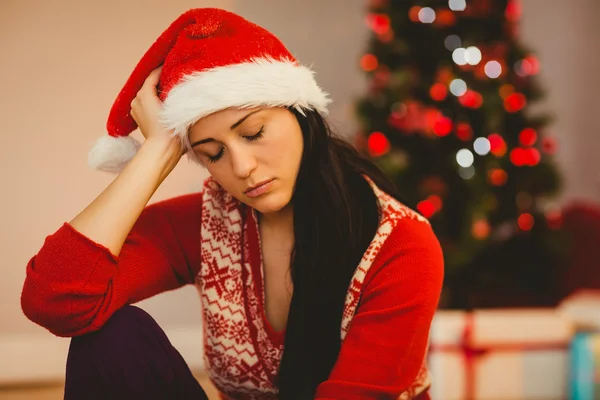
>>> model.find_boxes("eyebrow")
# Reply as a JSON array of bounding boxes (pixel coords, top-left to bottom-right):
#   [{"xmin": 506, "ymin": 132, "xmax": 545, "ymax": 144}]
[{"xmin": 190, "ymin": 110, "xmax": 261, "ymax": 148}]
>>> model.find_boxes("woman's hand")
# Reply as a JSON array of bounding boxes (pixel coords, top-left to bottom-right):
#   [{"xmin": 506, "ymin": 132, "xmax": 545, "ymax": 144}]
[
  {"xmin": 69, "ymin": 68, "xmax": 186, "ymax": 254},
  {"xmin": 130, "ymin": 67, "xmax": 185, "ymax": 161}
]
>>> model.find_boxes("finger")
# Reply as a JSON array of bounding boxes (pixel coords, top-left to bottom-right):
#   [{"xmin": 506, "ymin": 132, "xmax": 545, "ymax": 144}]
[
  {"xmin": 142, "ymin": 66, "xmax": 163, "ymax": 92},
  {"xmin": 130, "ymin": 108, "xmax": 138, "ymax": 125},
  {"xmin": 129, "ymin": 98, "xmax": 138, "ymax": 117}
]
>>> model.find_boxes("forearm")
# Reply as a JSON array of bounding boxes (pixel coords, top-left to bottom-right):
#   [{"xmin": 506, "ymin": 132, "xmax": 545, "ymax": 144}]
[{"xmin": 70, "ymin": 139, "xmax": 180, "ymax": 256}]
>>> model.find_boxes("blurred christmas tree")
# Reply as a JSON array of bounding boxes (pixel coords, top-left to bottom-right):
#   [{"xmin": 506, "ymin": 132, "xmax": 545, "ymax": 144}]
[{"xmin": 355, "ymin": 0, "xmax": 570, "ymax": 309}]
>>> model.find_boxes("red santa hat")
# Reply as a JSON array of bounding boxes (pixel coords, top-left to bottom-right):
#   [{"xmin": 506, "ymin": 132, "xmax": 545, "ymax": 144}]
[{"xmin": 88, "ymin": 8, "xmax": 331, "ymax": 172}]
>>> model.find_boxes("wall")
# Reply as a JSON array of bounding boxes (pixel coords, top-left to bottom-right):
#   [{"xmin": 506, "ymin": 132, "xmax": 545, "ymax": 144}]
[
  {"xmin": 235, "ymin": 0, "xmax": 369, "ymax": 138},
  {"xmin": 520, "ymin": 0, "xmax": 600, "ymax": 202},
  {"xmin": 0, "ymin": 0, "xmax": 227, "ymax": 383}
]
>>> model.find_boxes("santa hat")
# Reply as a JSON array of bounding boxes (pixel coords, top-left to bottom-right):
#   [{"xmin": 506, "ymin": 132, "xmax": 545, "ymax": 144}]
[{"xmin": 89, "ymin": 8, "xmax": 331, "ymax": 172}]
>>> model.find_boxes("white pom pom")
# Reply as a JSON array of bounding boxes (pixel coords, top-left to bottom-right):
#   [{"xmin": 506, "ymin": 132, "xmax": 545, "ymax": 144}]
[{"xmin": 88, "ymin": 135, "xmax": 142, "ymax": 173}]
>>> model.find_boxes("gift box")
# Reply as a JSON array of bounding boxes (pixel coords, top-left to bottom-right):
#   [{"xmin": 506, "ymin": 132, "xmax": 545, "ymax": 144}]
[
  {"xmin": 570, "ymin": 332, "xmax": 600, "ymax": 400},
  {"xmin": 559, "ymin": 290, "xmax": 600, "ymax": 331},
  {"xmin": 558, "ymin": 290, "xmax": 600, "ymax": 400},
  {"xmin": 428, "ymin": 309, "xmax": 573, "ymax": 400}
]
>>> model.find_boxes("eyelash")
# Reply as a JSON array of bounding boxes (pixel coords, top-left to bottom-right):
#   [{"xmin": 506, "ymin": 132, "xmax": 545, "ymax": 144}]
[{"xmin": 207, "ymin": 127, "xmax": 264, "ymax": 163}]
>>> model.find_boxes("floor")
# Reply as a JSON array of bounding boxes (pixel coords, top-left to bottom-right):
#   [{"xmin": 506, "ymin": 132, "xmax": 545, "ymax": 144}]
[{"xmin": 0, "ymin": 373, "xmax": 220, "ymax": 400}]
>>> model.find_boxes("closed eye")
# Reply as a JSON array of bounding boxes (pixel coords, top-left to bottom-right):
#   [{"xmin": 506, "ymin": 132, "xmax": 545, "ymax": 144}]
[
  {"xmin": 207, "ymin": 148, "xmax": 224, "ymax": 163},
  {"xmin": 206, "ymin": 127, "xmax": 264, "ymax": 163},
  {"xmin": 244, "ymin": 127, "xmax": 264, "ymax": 142}
]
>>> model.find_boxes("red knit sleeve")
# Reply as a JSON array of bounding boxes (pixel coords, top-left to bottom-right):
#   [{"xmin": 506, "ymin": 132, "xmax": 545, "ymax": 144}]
[
  {"xmin": 20, "ymin": 193, "xmax": 203, "ymax": 337},
  {"xmin": 315, "ymin": 217, "xmax": 444, "ymax": 400}
]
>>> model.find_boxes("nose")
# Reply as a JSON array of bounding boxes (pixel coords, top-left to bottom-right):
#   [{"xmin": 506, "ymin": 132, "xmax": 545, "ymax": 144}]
[{"xmin": 229, "ymin": 144, "xmax": 257, "ymax": 179}]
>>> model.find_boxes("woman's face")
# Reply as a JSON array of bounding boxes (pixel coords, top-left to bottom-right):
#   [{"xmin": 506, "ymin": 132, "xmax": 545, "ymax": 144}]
[{"xmin": 188, "ymin": 107, "xmax": 304, "ymax": 214}]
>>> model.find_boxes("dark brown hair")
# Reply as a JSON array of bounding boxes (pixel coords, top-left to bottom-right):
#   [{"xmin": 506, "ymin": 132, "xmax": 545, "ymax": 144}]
[{"xmin": 276, "ymin": 108, "xmax": 406, "ymax": 399}]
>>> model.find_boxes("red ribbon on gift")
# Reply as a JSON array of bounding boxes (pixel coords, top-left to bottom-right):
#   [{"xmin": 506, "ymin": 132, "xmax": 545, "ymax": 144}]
[{"xmin": 428, "ymin": 312, "xmax": 569, "ymax": 400}]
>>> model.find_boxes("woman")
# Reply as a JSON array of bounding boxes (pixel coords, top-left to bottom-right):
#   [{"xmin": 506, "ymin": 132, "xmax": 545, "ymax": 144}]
[{"xmin": 21, "ymin": 8, "xmax": 443, "ymax": 400}]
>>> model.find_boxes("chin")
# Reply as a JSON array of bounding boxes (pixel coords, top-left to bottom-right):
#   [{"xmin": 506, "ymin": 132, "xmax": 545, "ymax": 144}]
[{"xmin": 249, "ymin": 191, "xmax": 292, "ymax": 215}]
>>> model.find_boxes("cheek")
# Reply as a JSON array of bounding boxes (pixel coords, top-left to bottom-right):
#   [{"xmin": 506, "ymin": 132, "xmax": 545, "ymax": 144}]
[
  {"xmin": 285, "ymin": 134, "xmax": 304, "ymax": 172},
  {"xmin": 205, "ymin": 165, "xmax": 235, "ymax": 191},
  {"xmin": 261, "ymin": 132, "xmax": 303, "ymax": 167}
]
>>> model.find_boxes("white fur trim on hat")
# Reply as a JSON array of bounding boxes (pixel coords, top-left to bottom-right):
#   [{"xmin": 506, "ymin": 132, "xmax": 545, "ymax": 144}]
[
  {"xmin": 159, "ymin": 57, "xmax": 332, "ymax": 146},
  {"xmin": 89, "ymin": 58, "xmax": 330, "ymax": 173},
  {"xmin": 88, "ymin": 134, "xmax": 142, "ymax": 172}
]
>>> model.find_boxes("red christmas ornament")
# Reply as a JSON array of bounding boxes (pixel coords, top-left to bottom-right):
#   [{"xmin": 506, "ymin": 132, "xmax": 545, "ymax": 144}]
[
  {"xmin": 510, "ymin": 148, "xmax": 526, "ymax": 166},
  {"xmin": 519, "ymin": 128, "xmax": 537, "ymax": 146},
  {"xmin": 430, "ymin": 83, "xmax": 448, "ymax": 101},
  {"xmin": 472, "ymin": 219, "xmax": 491, "ymax": 239},
  {"xmin": 504, "ymin": 93, "xmax": 527, "ymax": 113},
  {"xmin": 388, "ymin": 101, "xmax": 428, "ymax": 134},
  {"xmin": 408, "ymin": 6, "xmax": 421, "ymax": 22},
  {"xmin": 417, "ymin": 199, "xmax": 436, "ymax": 218},
  {"xmin": 361, "ymin": 54, "xmax": 379, "ymax": 72},
  {"xmin": 425, "ymin": 109, "xmax": 441, "ymax": 132},
  {"xmin": 518, "ymin": 213, "xmax": 534, "ymax": 231},
  {"xmin": 525, "ymin": 55, "xmax": 540, "ymax": 75},
  {"xmin": 505, "ymin": 0, "xmax": 522, "ymax": 22},
  {"xmin": 433, "ymin": 116, "xmax": 453, "ymax": 137},
  {"xmin": 516, "ymin": 57, "xmax": 539, "ymax": 76},
  {"xmin": 368, "ymin": 132, "xmax": 391, "ymax": 157},
  {"xmin": 434, "ymin": 9, "xmax": 456, "ymax": 27},
  {"xmin": 489, "ymin": 169, "xmax": 508, "ymax": 186},
  {"xmin": 367, "ymin": 13, "xmax": 391, "ymax": 35},
  {"xmin": 459, "ymin": 90, "xmax": 484, "ymax": 109},
  {"xmin": 527, "ymin": 148, "xmax": 541, "ymax": 165},
  {"xmin": 488, "ymin": 133, "xmax": 507, "ymax": 157},
  {"xmin": 510, "ymin": 147, "xmax": 540, "ymax": 166},
  {"xmin": 456, "ymin": 123, "xmax": 473, "ymax": 141}
]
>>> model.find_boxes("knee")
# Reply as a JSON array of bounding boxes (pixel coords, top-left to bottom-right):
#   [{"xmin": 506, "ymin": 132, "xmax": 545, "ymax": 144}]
[
  {"xmin": 99, "ymin": 305, "xmax": 158, "ymax": 338},
  {"xmin": 64, "ymin": 306, "xmax": 201, "ymax": 399},
  {"xmin": 67, "ymin": 305, "xmax": 164, "ymax": 364},
  {"xmin": 75, "ymin": 305, "xmax": 154, "ymax": 342}
]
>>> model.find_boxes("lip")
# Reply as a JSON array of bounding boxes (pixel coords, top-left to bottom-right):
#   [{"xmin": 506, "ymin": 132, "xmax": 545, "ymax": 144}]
[{"xmin": 244, "ymin": 179, "xmax": 274, "ymax": 198}]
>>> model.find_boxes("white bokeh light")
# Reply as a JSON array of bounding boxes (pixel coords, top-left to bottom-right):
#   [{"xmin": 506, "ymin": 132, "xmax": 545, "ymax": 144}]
[
  {"xmin": 474, "ymin": 137, "xmax": 491, "ymax": 155},
  {"xmin": 418, "ymin": 7, "xmax": 436, "ymax": 23},
  {"xmin": 456, "ymin": 149, "xmax": 475, "ymax": 168},
  {"xmin": 459, "ymin": 166, "xmax": 475, "ymax": 180},
  {"xmin": 445, "ymin": 35, "xmax": 462, "ymax": 51},
  {"xmin": 484, "ymin": 61, "xmax": 502, "ymax": 78},
  {"xmin": 452, "ymin": 47, "xmax": 467, "ymax": 65},
  {"xmin": 449, "ymin": 0, "xmax": 467, "ymax": 11},
  {"xmin": 465, "ymin": 46, "xmax": 482, "ymax": 65},
  {"xmin": 449, "ymin": 79, "xmax": 467, "ymax": 96}
]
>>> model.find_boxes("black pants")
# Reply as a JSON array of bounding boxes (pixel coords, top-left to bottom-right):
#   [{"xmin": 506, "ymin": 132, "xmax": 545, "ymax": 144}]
[{"xmin": 64, "ymin": 305, "xmax": 209, "ymax": 400}]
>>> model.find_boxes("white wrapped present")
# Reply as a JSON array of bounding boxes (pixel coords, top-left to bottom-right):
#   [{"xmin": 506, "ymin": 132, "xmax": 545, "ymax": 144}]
[
  {"xmin": 558, "ymin": 290, "xmax": 600, "ymax": 331},
  {"xmin": 428, "ymin": 309, "xmax": 573, "ymax": 400}
]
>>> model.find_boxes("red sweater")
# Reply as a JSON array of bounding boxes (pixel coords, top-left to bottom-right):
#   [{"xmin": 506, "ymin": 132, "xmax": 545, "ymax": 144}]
[{"xmin": 21, "ymin": 179, "xmax": 443, "ymax": 399}]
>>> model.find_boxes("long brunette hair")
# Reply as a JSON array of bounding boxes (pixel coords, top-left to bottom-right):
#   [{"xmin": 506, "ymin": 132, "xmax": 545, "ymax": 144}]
[{"xmin": 276, "ymin": 108, "xmax": 406, "ymax": 399}]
